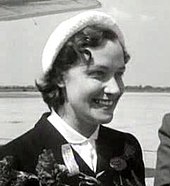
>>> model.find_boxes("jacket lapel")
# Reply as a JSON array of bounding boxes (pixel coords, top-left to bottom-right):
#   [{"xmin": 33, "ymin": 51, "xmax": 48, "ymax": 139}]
[
  {"xmin": 38, "ymin": 116, "xmax": 95, "ymax": 176},
  {"xmin": 96, "ymin": 126, "xmax": 125, "ymax": 173},
  {"xmin": 96, "ymin": 127, "xmax": 113, "ymax": 174}
]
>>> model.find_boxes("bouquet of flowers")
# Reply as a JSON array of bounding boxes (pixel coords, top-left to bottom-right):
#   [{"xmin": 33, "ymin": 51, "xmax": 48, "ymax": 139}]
[
  {"xmin": 0, "ymin": 149, "xmax": 102, "ymax": 186},
  {"xmin": 36, "ymin": 149, "xmax": 103, "ymax": 186},
  {"xmin": 0, "ymin": 155, "xmax": 38, "ymax": 186},
  {"xmin": 0, "ymin": 144, "xmax": 142, "ymax": 186}
]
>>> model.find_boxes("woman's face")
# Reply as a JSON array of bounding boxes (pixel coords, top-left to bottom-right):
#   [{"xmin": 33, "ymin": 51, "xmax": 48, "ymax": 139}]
[{"xmin": 61, "ymin": 39, "xmax": 125, "ymax": 127}]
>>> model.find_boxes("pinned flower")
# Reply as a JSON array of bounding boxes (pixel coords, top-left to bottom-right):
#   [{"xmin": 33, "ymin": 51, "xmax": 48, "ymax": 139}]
[
  {"xmin": 110, "ymin": 157, "xmax": 127, "ymax": 172},
  {"xmin": 109, "ymin": 157, "xmax": 127, "ymax": 186},
  {"xmin": 110, "ymin": 144, "xmax": 136, "ymax": 172}
]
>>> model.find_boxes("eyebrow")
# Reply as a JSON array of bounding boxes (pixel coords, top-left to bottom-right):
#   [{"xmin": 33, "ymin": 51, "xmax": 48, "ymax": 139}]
[
  {"xmin": 86, "ymin": 65, "xmax": 110, "ymax": 71},
  {"xmin": 87, "ymin": 65, "xmax": 126, "ymax": 72},
  {"xmin": 118, "ymin": 66, "xmax": 126, "ymax": 72}
]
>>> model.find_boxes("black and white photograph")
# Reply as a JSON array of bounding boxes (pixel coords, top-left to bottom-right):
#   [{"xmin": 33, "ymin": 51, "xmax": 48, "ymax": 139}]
[{"xmin": 0, "ymin": 0, "xmax": 170, "ymax": 185}]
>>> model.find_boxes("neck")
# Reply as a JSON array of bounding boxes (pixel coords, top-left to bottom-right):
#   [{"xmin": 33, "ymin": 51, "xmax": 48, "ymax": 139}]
[{"xmin": 57, "ymin": 105, "xmax": 98, "ymax": 138}]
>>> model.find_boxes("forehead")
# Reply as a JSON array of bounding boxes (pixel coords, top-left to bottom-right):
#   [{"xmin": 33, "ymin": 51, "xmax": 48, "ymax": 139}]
[{"xmin": 87, "ymin": 40, "xmax": 125, "ymax": 70}]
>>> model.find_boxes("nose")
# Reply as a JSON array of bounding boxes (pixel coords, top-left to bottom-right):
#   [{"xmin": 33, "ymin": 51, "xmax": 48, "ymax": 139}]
[{"xmin": 104, "ymin": 77, "xmax": 124, "ymax": 95}]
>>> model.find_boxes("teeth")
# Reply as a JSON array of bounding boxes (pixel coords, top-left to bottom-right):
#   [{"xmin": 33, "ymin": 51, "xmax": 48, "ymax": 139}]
[{"xmin": 94, "ymin": 99, "xmax": 113, "ymax": 106}]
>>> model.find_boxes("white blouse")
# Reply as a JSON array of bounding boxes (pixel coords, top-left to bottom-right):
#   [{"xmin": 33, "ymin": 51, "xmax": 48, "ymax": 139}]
[{"xmin": 47, "ymin": 109, "xmax": 99, "ymax": 172}]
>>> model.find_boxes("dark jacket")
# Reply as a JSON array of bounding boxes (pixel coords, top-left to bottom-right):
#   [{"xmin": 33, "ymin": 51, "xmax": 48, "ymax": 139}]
[
  {"xmin": 0, "ymin": 113, "xmax": 145, "ymax": 185},
  {"xmin": 155, "ymin": 113, "xmax": 170, "ymax": 186}
]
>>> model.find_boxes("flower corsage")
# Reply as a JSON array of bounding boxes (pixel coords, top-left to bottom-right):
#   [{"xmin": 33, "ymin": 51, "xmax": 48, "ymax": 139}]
[{"xmin": 109, "ymin": 144, "xmax": 143, "ymax": 186}]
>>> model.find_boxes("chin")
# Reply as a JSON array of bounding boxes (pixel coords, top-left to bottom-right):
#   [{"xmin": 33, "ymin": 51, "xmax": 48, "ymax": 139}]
[{"xmin": 95, "ymin": 113, "xmax": 113, "ymax": 125}]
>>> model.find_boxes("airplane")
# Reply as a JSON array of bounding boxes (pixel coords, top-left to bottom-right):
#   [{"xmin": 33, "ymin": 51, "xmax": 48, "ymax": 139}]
[{"xmin": 0, "ymin": 0, "xmax": 101, "ymax": 21}]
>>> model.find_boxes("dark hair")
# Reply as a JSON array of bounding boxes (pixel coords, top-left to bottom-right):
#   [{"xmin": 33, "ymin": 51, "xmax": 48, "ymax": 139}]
[{"xmin": 36, "ymin": 25, "xmax": 130, "ymax": 111}]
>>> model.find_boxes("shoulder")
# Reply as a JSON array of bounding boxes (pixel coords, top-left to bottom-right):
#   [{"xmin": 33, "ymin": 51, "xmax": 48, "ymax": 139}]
[
  {"xmin": 0, "ymin": 113, "xmax": 49, "ymax": 159},
  {"xmin": 100, "ymin": 126, "xmax": 141, "ymax": 146},
  {"xmin": 164, "ymin": 113, "xmax": 170, "ymax": 120},
  {"xmin": 155, "ymin": 113, "xmax": 170, "ymax": 185},
  {"xmin": 0, "ymin": 113, "xmax": 55, "ymax": 172},
  {"xmin": 99, "ymin": 126, "xmax": 143, "ymax": 157},
  {"xmin": 159, "ymin": 113, "xmax": 170, "ymax": 136},
  {"xmin": 0, "ymin": 126, "xmax": 38, "ymax": 172},
  {"xmin": 102, "ymin": 126, "xmax": 143, "ymax": 156},
  {"xmin": 162, "ymin": 113, "xmax": 170, "ymax": 127}
]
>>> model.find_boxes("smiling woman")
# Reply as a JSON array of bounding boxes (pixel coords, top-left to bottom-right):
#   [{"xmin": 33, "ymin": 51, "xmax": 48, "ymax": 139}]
[{"xmin": 0, "ymin": 10, "xmax": 145, "ymax": 186}]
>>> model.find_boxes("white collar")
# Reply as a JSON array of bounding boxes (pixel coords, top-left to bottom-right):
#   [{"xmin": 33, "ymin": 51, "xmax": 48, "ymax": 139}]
[{"xmin": 47, "ymin": 109, "xmax": 99, "ymax": 144}]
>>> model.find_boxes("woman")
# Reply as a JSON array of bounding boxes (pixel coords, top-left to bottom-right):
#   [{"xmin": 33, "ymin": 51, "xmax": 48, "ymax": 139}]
[{"xmin": 0, "ymin": 11, "xmax": 145, "ymax": 185}]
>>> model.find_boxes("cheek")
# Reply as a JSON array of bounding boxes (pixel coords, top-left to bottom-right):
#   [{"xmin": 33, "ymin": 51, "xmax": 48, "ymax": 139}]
[
  {"xmin": 82, "ymin": 80, "xmax": 103, "ymax": 97},
  {"xmin": 68, "ymin": 80, "xmax": 103, "ymax": 102}
]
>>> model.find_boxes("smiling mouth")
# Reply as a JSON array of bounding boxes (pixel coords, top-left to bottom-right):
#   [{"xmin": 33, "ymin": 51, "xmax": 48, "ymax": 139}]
[{"xmin": 93, "ymin": 99, "xmax": 114, "ymax": 106}]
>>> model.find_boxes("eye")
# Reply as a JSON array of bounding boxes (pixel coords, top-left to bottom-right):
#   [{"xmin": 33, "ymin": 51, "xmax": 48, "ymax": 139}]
[
  {"xmin": 117, "ymin": 71, "xmax": 124, "ymax": 76},
  {"xmin": 88, "ymin": 70, "xmax": 106, "ymax": 80}
]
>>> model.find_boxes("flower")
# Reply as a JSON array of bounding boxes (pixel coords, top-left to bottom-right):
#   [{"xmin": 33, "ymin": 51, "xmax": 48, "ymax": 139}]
[
  {"xmin": 109, "ymin": 157, "xmax": 127, "ymax": 186},
  {"xmin": 110, "ymin": 143, "xmax": 136, "ymax": 172},
  {"xmin": 0, "ymin": 149, "xmax": 104, "ymax": 186},
  {"xmin": 36, "ymin": 149, "xmax": 69, "ymax": 186},
  {"xmin": 0, "ymin": 156, "xmax": 14, "ymax": 186},
  {"xmin": 0, "ymin": 156, "xmax": 38, "ymax": 186},
  {"xmin": 110, "ymin": 157, "xmax": 127, "ymax": 172},
  {"xmin": 109, "ymin": 144, "xmax": 136, "ymax": 186}
]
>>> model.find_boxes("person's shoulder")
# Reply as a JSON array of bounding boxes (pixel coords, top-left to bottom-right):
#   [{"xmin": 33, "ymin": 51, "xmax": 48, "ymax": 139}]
[
  {"xmin": 159, "ymin": 113, "xmax": 170, "ymax": 135},
  {"xmin": 100, "ymin": 126, "xmax": 141, "ymax": 148},
  {"xmin": 163, "ymin": 113, "xmax": 170, "ymax": 123},
  {"xmin": 100, "ymin": 126, "xmax": 138, "ymax": 140},
  {"xmin": 0, "ymin": 126, "xmax": 35, "ymax": 158},
  {"xmin": 99, "ymin": 126, "xmax": 124, "ymax": 141},
  {"xmin": 100, "ymin": 125, "xmax": 124, "ymax": 135},
  {"xmin": 100, "ymin": 126, "xmax": 143, "ymax": 160},
  {"xmin": 0, "ymin": 113, "xmax": 50, "ymax": 158}
]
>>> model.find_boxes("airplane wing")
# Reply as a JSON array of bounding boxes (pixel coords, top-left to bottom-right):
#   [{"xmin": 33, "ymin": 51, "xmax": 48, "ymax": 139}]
[{"xmin": 0, "ymin": 0, "xmax": 101, "ymax": 21}]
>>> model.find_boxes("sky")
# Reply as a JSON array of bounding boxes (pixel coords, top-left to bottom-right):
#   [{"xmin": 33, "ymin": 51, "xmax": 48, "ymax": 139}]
[{"xmin": 0, "ymin": 0, "xmax": 170, "ymax": 87}]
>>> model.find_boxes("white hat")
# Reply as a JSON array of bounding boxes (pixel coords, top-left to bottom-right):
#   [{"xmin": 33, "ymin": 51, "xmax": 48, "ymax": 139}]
[{"xmin": 42, "ymin": 10, "xmax": 126, "ymax": 73}]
